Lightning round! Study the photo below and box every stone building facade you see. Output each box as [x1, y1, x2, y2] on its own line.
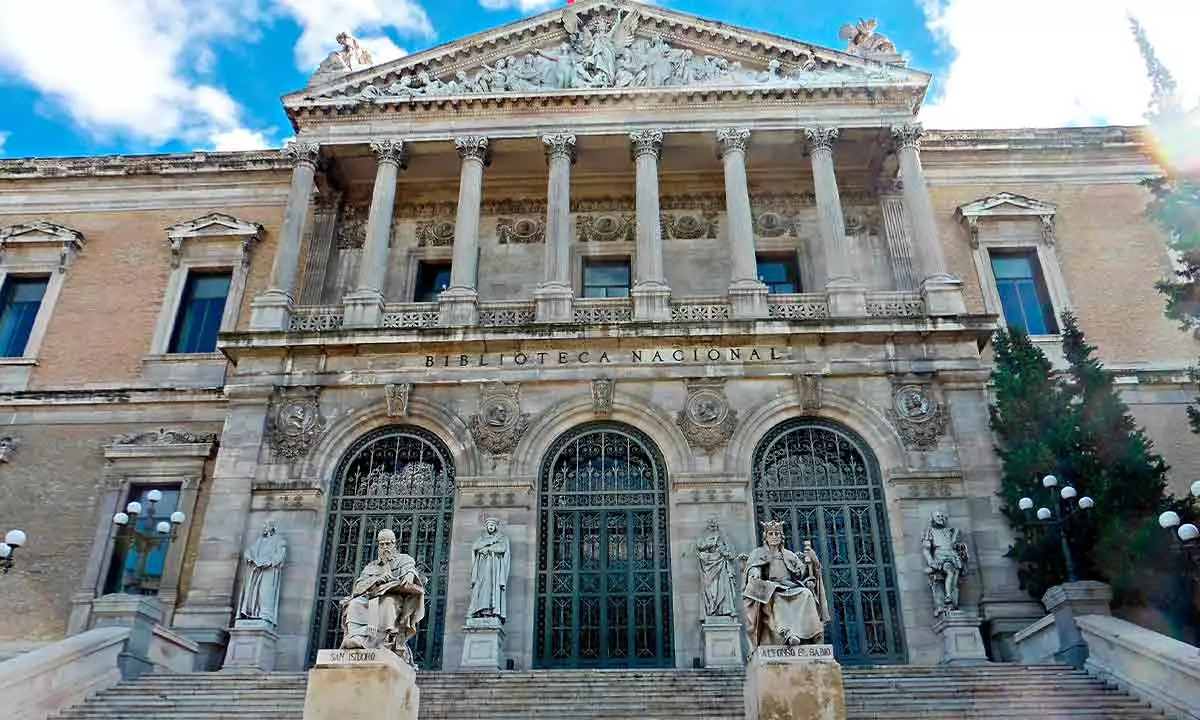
[0, 0, 1194, 673]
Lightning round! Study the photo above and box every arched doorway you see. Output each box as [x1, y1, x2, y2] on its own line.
[534, 422, 674, 668]
[308, 425, 455, 669]
[752, 418, 906, 664]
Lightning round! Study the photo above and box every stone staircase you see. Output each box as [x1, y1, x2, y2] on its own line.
[53, 663, 1166, 719]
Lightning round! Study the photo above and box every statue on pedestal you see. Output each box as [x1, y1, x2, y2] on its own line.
[695, 518, 738, 617]
[741, 521, 829, 650]
[237, 520, 287, 626]
[921, 510, 968, 617]
[466, 518, 510, 622]
[340, 529, 426, 664]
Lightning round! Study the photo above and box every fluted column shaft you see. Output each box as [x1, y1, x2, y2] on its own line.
[448, 136, 489, 291]
[269, 142, 320, 296]
[355, 139, 406, 294]
[717, 129, 758, 283]
[892, 124, 949, 280]
[631, 130, 667, 287]
[805, 127, 855, 285]
[542, 134, 576, 287]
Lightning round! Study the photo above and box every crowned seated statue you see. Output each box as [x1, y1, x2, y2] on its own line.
[340, 529, 426, 664]
[742, 521, 830, 650]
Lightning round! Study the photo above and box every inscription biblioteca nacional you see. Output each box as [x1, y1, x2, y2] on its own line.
[425, 346, 788, 368]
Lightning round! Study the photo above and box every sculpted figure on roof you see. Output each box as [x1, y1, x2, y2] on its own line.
[317, 32, 375, 75]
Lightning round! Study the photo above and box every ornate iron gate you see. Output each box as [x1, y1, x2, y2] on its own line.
[308, 425, 455, 668]
[752, 419, 906, 664]
[534, 422, 674, 668]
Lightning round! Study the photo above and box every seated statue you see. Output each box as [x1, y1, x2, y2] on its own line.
[742, 521, 830, 650]
[340, 529, 426, 664]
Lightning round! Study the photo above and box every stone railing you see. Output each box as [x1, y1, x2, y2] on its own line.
[865, 291, 926, 318]
[669, 297, 731, 322]
[478, 300, 536, 327]
[767, 293, 830, 320]
[289, 304, 344, 331]
[0, 626, 129, 720]
[573, 297, 634, 324]
[381, 303, 440, 329]
[1078, 615, 1200, 720]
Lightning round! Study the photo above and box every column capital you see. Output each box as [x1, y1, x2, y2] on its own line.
[891, 123, 925, 151]
[541, 133, 577, 164]
[716, 128, 751, 158]
[369, 138, 408, 169]
[630, 130, 664, 160]
[282, 141, 320, 168]
[454, 136, 490, 164]
[803, 127, 840, 153]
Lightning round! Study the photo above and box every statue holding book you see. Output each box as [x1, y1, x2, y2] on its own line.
[741, 521, 830, 650]
[340, 528, 426, 664]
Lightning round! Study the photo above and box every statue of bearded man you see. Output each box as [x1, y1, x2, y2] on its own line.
[741, 521, 829, 650]
[340, 529, 426, 663]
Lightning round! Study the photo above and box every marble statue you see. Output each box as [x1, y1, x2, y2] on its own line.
[340, 529, 426, 663]
[695, 518, 739, 617]
[466, 518, 511, 621]
[741, 521, 830, 650]
[237, 520, 287, 626]
[838, 18, 897, 57]
[317, 32, 374, 74]
[921, 510, 968, 617]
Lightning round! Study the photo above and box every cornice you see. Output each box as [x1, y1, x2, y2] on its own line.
[0, 150, 293, 181]
[922, 126, 1142, 151]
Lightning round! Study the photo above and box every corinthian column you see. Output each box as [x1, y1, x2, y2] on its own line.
[344, 138, 406, 328]
[439, 136, 489, 327]
[717, 128, 768, 319]
[535, 133, 576, 323]
[630, 130, 671, 322]
[805, 127, 865, 317]
[892, 123, 965, 316]
[250, 141, 319, 330]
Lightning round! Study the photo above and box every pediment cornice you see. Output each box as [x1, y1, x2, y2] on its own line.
[955, 192, 1058, 219]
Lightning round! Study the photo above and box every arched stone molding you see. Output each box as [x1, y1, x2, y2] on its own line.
[507, 388, 692, 480]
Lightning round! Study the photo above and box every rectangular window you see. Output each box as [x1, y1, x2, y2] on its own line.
[582, 258, 631, 299]
[0, 276, 49, 358]
[990, 251, 1057, 335]
[414, 262, 452, 303]
[103, 484, 182, 596]
[169, 271, 231, 354]
[756, 254, 801, 294]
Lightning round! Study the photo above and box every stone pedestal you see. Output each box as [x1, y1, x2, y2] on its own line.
[1043, 581, 1112, 669]
[920, 276, 967, 316]
[88, 594, 164, 679]
[632, 283, 671, 322]
[304, 648, 418, 720]
[460, 616, 505, 670]
[932, 610, 989, 665]
[342, 290, 385, 328]
[825, 281, 867, 318]
[438, 287, 479, 326]
[222, 619, 278, 672]
[744, 645, 846, 720]
[249, 290, 293, 331]
[533, 283, 574, 323]
[728, 281, 769, 320]
[700, 616, 744, 668]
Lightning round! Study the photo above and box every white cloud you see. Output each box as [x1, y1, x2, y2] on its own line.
[478, 0, 562, 12]
[274, 0, 433, 71]
[919, 0, 1200, 129]
[0, 131, 8, 156]
[356, 35, 409, 66]
[0, 0, 274, 151]
[210, 128, 275, 151]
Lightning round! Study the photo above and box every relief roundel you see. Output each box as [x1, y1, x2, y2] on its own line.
[893, 385, 934, 423]
[686, 388, 729, 426]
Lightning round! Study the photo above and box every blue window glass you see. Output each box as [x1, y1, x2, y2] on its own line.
[990, 252, 1057, 335]
[414, 262, 452, 303]
[103, 485, 182, 596]
[756, 255, 801, 293]
[0, 276, 49, 358]
[169, 272, 230, 353]
[582, 259, 631, 298]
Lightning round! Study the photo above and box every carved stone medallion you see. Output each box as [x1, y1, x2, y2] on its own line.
[468, 383, 531, 457]
[386, 383, 412, 417]
[663, 211, 718, 240]
[416, 219, 455, 247]
[886, 384, 948, 451]
[676, 379, 737, 453]
[592, 378, 614, 417]
[577, 213, 634, 242]
[497, 217, 545, 244]
[267, 390, 326, 462]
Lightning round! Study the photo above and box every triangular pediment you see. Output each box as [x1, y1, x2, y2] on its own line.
[0, 220, 85, 248]
[166, 213, 263, 240]
[288, 0, 928, 109]
[956, 193, 1057, 219]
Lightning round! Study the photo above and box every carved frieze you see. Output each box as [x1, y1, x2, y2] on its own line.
[844, 207, 881, 236]
[267, 390, 326, 462]
[468, 383, 531, 457]
[114, 427, 219, 446]
[386, 383, 411, 417]
[676, 379, 737, 453]
[885, 384, 949, 451]
[577, 214, 635, 243]
[592, 378, 614, 417]
[416, 220, 456, 247]
[663, 211, 718, 240]
[497, 217, 546, 244]
[336, 204, 367, 249]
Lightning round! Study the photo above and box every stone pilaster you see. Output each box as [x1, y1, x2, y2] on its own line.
[717, 128, 768, 319]
[892, 123, 966, 316]
[440, 136, 489, 327]
[630, 130, 671, 322]
[344, 139, 406, 328]
[250, 141, 319, 331]
[806, 127, 865, 317]
[534, 133, 576, 323]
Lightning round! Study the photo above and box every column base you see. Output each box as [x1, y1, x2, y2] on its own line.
[222, 619, 278, 673]
[932, 610, 990, 665]
[249, 290, 294, 331]
[533, 283, 574, 323]
[460, 616, 505, 670]
[728, 280, 769, 320]
[342, 289, 385, 329]
[438, 287, 478, 327]
[744, 645, 845, 720]
[701, 616, 744, 668]
[825, 280, 867, 318]
[632, 282, 671, 322]
[921, 274, 967, 316]
[304, 649, 418, 720]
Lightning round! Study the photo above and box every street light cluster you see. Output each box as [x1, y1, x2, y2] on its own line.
[0, 528, 28, 574]
[1016, 474, 1093, 583]
[1018, 474, 1095, 518]
[1156, 479, 1200, 543]
[111, 488, 186, 536]
[110, 489, 187, 592]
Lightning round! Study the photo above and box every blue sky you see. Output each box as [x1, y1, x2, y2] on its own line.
[0, 0, 1192, 159]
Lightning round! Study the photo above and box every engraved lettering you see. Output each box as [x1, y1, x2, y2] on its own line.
[515, 352, 528, 365]
[578, 351, 590, 363]
[672, 349, 685, 361]
[632, 350, 643, 363]
[729, 348, 741, 360]
[559, 352, 569, 364]
[750, 349, 762, 360]
[425, 356, 435, 367]
[652, 351, 663, 362]
[707, 348, 721, 361]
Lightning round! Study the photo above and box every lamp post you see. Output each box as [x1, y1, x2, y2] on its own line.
[0, 528, 27, 575]
[1018, 474, 1095, 583]
[1157, 479, 1200, 570]
[110, 489, 186, 593]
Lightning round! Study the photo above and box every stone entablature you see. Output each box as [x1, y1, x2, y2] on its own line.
[0, 150, 294, 180]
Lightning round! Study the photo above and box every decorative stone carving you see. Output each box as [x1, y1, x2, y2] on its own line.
[0, 436, 16, 463]
[742, 521, 830, 650]
[369, 138, 408, 168]
[886, 384, 949, 450]
[0, 220, 86, 272]
[663, 211, 717, 240]
[267, 390, 326, 462]
[591, 377, 614, 417]
[454, 135, 490, 164]
[716, 128, 751, 156]
[630, 129, 664, 159]
[844, 208, 880, 236]
[795, 374, 823, 414]
[696, 518, 739, 617]
[577, 213, 635, 242]
[114, 427, 218, 446]
[237, 520, 287, 627]
[468, 383, 530, 457]
[315, 32, 374, 75]
[165, 213, 263, 268]
[385, 383, 411, 417]
[803, 127, 839, 152]
[416, 220, 455, 247]
[496, 217, 545, 244]
[541, 133, 577, 162]
[336, 203, 367, 249]
[340, 528, 426, 666]
[891, 123, 924, 152]
[839, 18, 898, 57]
[676, 379, 737, 453]
[467, 518, 510, 622]
[921, 510, 969, 618]
[282, 141, 320, 167]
